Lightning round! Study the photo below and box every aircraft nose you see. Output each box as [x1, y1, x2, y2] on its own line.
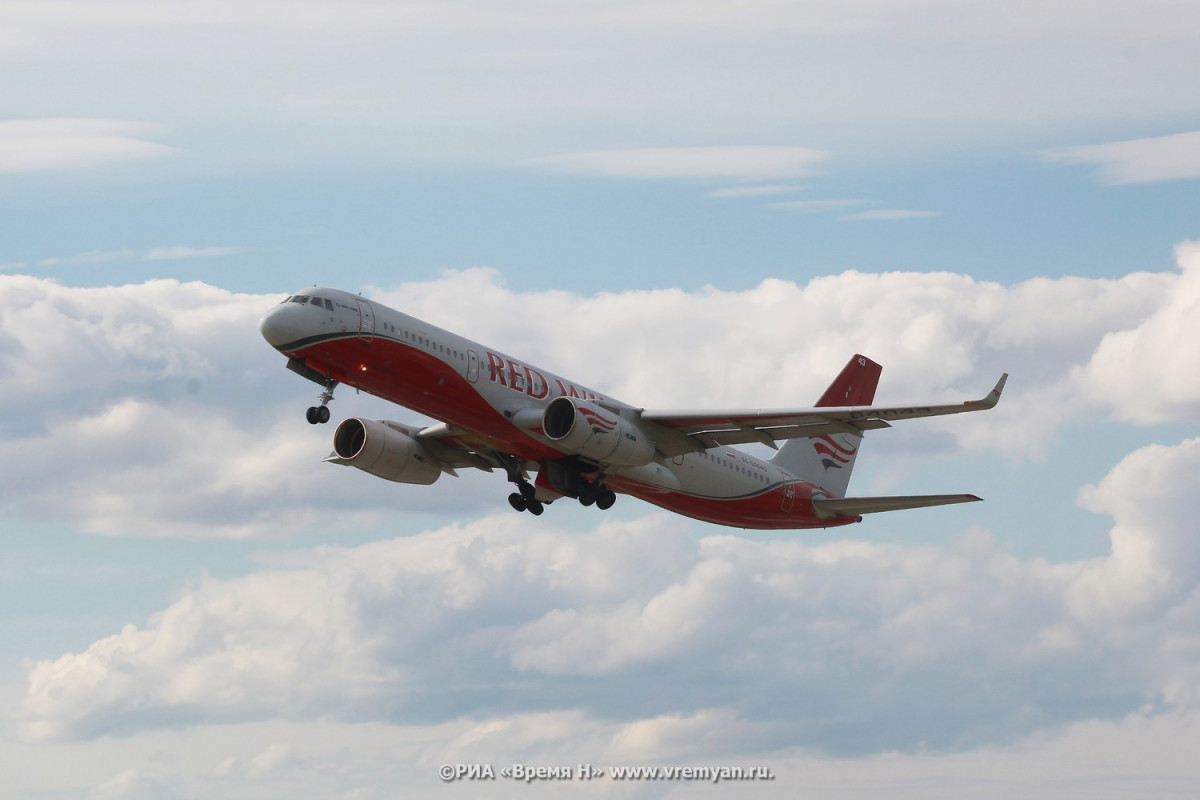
[259, 303, 304, 349]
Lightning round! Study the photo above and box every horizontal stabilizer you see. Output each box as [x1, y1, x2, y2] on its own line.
[812, 494, 982, 518]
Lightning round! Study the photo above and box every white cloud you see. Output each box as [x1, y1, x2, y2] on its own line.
[1, 397, 392, 539]
[707, 184, 804, 198]
[5, 710, 1200, 799]
[1043, 130, 1200, 184]
[3, 1, 1200, 170]
[35, 246, 243, 267]
[143, 246, 244, 261]
[0, 119, 174, 174]
[1079, 241, 1200, 423]
[769, 199, 867, 213]
[769, 203, 940, 221]
[0, 275, 487, 539]
[15, 435, 1200, 767]
[245, 742, 295, 779]
[374, 257, 1188, 458]
[521, 147, 828, 180]
[839, 209, 940, 221]
[1072, 437, 1200, 624]
[39, 250, 137, 267]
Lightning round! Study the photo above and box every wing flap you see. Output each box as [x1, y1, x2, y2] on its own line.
[812, 494, 982, 518]
[657, 418, 893, 453]
[392, 421, 499, 473]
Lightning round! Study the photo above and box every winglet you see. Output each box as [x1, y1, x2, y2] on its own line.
[966, 373, 1007, 409]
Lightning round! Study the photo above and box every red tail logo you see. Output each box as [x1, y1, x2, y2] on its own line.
[813, 434, 857, 470]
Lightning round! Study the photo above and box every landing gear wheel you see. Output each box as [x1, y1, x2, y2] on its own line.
[578, 483, 598, 507]
[304, 376, 338, 424]
[306, 405, 332, 424]
[498, 455, 546, 516]
[596, 489, 616, 510]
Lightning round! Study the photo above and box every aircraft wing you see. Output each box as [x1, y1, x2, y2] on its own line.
[412, 421, 531, 475]
[641, 373, 1007, 457]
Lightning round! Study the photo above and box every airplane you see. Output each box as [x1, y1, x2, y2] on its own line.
[259, 287, 1006, 530]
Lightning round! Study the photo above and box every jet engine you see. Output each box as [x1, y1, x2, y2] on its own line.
[541, 396, 656, 466]
[327, 418, 442, 484]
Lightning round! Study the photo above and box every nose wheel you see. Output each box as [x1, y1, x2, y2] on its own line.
[306, 377, 338, 424]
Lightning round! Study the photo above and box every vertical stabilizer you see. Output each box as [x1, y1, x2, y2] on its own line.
[770, 355, 881, 497]
[814, 354, 882, 407]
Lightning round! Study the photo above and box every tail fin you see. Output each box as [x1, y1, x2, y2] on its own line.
[770, 354, 881, 497]
[814, 354, 883, 407]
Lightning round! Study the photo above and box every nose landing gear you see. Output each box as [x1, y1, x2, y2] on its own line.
[306, 377, 338, 424]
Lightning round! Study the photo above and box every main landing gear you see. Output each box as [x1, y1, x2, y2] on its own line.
[501, 456, 617, 517]
[305, 377, 338, 424]
[499, 455, 545, 516]
[507, 480, 614, 516]
[546, 456, 616, 511]
[577, 481, 617, 510]
[507, 481, 544, 516]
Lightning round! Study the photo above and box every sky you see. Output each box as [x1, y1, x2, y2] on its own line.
[2, 1, 1200, 797]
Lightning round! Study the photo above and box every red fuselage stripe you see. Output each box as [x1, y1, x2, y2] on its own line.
[283, 331, 855, 529]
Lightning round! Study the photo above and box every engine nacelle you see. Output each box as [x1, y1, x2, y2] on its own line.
[327, 418, 442, 484]
[541, 396, 656, 466]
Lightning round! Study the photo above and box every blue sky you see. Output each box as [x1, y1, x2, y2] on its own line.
[4, 2, 1200, 797]
[6, 152, 1199, 294]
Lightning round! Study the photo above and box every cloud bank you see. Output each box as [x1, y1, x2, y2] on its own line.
[1044, 130, 1200, 184]
[5, 247, 1200, 797]
[3, 244, 1199, 539]
[10, 1, 1200, 169]
[0, 119, 174, 173]
[19, 435, 1200, 761]
[521, 147, 828, 180]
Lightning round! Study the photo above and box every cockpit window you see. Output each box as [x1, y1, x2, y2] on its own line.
[282, 294, 333, 308]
